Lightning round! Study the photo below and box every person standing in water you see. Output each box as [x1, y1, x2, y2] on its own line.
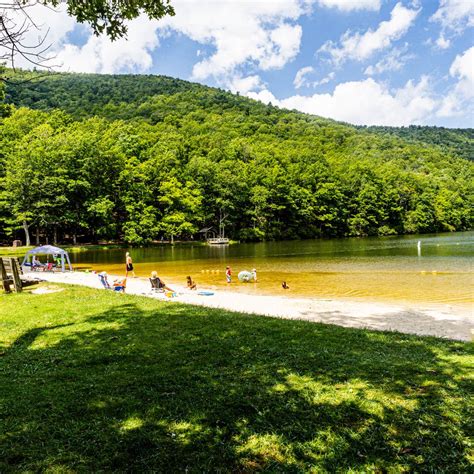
[125, 252, 136, 278]
[226, 266, 232, 284]
[251, 268, 257, 282]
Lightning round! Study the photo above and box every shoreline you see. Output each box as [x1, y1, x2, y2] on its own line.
[29, 271, 474, 342]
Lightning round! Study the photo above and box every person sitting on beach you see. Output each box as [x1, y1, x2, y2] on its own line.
[150, 271, 174, 293]
[113, 277, 127, 293]
[98, 271, 111, 289]
[187, 275, 197, 290]
[282, 281, 289, 290]
[32, 255, 44, 270]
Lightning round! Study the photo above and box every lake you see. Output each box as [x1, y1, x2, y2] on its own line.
[69, 231, 474, 307]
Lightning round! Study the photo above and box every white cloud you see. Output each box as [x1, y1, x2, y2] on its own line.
[3, 3, 159, 73]
[55, 15, 160, 73]
[4, 0, 392, 79]
[228, 75, 265, 94]
[450, 46, 474, 89]
[319, 2, 420, 65]
[317, 0, 380, 11]
[294, 67, 335, 89]
[247, 88, 279, 106]
[439, 46, 474, 116]
[6, 0, 308, 77]
[294, 66, 315, 88]
[158, 0, 305, 82]
[248, 77, 438, 126]
[431, 0, 474, 32]
[3, 3, 76, 68]
[435, 34, 451, 49]
[315, 71, 335, 86]
[364, 45, 414, 75]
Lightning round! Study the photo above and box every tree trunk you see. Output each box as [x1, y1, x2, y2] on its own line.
[22, 221, 30, 247]
[53, 225, 58, 245]
[36, 227, 40, 245]
[171, 234, 174, 245]
[74, 203, 79, 246]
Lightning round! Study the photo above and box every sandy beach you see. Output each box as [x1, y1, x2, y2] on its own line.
[30, 271, 473, 342]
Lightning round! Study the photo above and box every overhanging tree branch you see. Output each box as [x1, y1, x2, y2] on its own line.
[0, 0, 175, 73]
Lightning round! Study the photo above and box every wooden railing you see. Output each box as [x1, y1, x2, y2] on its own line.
[0, 257, 21, 293]
[0, 257, 38, 293]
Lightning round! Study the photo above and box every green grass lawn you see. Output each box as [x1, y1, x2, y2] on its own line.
[0, 246, 34, 257]
[0, 244, 123, 258]
[0, 242, 209, 258]
[0, 284, 472, 472]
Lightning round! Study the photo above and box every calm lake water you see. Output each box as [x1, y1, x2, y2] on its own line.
[70, 232, 474, 306]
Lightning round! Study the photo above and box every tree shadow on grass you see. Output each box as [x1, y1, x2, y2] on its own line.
[0, 300, 472, 472]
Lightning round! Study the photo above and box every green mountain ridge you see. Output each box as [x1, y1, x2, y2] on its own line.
[5, 70, 473, 160]
[0, 70, 472, 245]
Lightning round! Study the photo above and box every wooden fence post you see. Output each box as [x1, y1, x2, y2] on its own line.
[9, 258, 22, 293]
[0, 259, 12, 293]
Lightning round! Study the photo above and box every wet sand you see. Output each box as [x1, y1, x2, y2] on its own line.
[29, 271, 474, 342]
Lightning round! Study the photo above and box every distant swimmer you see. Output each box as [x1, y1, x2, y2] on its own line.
[282, 281, 289, 290]
[226, 265, 232, 283]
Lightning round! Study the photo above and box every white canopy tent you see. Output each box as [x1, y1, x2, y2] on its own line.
[22, 245, 72, 272]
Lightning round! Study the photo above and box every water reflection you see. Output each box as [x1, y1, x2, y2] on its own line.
[70, 232, 474, 306]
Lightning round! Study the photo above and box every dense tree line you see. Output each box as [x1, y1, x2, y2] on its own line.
[360, 125, 473, 161]
[4, 72, 199, 120]
[6, 70, 474, 160]
[0, 71, 472, 245]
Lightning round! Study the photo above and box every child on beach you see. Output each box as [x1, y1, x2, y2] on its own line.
[187, 276, 197, 290]
[251, 268, 257, 282]
[226, 266, 232, 283]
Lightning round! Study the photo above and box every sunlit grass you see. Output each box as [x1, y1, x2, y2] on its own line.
[0, 284, 472, 471]
[0, 246, 34, 256]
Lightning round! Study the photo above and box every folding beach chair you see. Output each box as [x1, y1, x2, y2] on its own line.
[113, 278, 127, 293]
[98, 273, 111, 289]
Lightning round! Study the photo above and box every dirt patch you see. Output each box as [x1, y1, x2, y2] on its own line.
[31, 286, 65, 295]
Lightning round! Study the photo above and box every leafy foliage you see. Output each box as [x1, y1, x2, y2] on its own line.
[54, 0, 175, 40]
[360, 125, 474, 161]
[0, 70, 472, 244]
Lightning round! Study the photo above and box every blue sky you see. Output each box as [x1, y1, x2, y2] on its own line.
[12, 0, 474, 127]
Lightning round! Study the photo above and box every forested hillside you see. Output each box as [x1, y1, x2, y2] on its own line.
[361, 125, 473, 161]
[6, 70, 473, 160]
[0, 70, 472, 245]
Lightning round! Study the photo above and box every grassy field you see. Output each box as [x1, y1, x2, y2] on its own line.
[0, 241, 212, 258]
[0, 284, 472, 472]
[0, 246, 34, 256]
[0, 245, 124, 257]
